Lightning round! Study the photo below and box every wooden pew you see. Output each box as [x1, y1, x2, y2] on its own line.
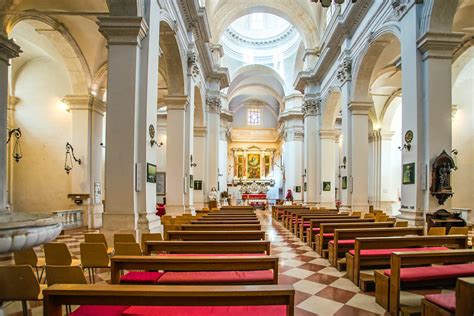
[180, 224, 262, 231]
[144, 240, 271, 256]
[281, 209, 310, 228]
[110, 255, 279, 285]
[421, 277, 474, 316]
[218, 208, 255, 214]
[297, 214, 358, 240]
[43, 284, 296, 316]
[349, 235, 468, 287]
[329, 226, 423, 268]
[192, 219, 261, 224]
[316, 222, 395, 257]
[167, 230, 266, 241]
[373, 249, 474, 315]
[288, 211, 342, 233]
[203, 214, 257, 219]
[272, 205, 306, 220]
[307, 218, 375, 248]
[221, 206, 254, 210]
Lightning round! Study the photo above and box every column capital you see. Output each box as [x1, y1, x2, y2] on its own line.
[8, 95, 20, 111]
[380, 130, 395, 140]
[336, 57, 352, 84]
[284, 126, 304, 141]
[302, 96, 321, 117]
[97, 16, 148, 46]
[206, 95, 222, 114]
[319, 129, 339, 140]
[63, 95, 91, 110]
[0, 34, 21, 64]
[220, 109, 233, 122]
[164, 95, 189, 111]
[417, 32, 464, 60]
[348, 101, 372, 115]
[194, 126, 207, 137]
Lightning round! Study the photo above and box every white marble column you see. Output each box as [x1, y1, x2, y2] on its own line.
[302, 96, 321, 204]
[66, 95, 105, 228]
[320, 129, 338, 207]
[193, 127, 207, 209]
[380, 131, 396, 210]
[399, 3, 463, 224]
[368, 131, 381, 209]
[348, 102, 371, 211]
[165, 95, 189, 216]
[184, 56, 196, 212]
[219, 111, 232, 195]
[98, 15, 151, 236]
[206, 94, 221, 203]
[281, 117, 304, 203]
[0, 35, 21, 211]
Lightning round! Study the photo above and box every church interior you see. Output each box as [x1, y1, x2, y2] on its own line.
[0, 0, 473, 315]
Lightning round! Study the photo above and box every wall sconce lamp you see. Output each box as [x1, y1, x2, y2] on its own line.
[149, 124, 164, 147]
[451, 149, 458, 170]
[339, 156, 347, 169]
[190, 155, 197, 168]
[64, 142, 81, 175]
[399, 130, 413, 152]
[302, 169, 307, 179]
[6, 127, 22, 162]
[100, 142, 106, 148]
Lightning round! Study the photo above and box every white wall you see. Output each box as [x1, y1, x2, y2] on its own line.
[451, 54, 474, 212]
[12, 57, 73, 213]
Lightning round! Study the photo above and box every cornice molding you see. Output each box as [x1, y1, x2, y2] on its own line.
[0, 34, 21, 64]
[417, 32, 464, 60]
[97, 16, 148, 46]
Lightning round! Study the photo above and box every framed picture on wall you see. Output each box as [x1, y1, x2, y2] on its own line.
[295, 186, 301, 193]
[342, 176, 347, 189]
[402, 163, 415, 184]
[147, 163, 157, 183]
[194, 180, 203, 190]
[156, 172, 166, 195]
[304, 182, 307, 192]
[323, 181, 331, 191]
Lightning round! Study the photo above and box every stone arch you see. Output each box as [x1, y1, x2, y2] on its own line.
[351, 31, 401, 103]
[420, 0, 459, 34]
[321, 87, 341, 130]
[230, 64, 287, 95]
[107, 0, 144, 17]
[159, 20, 186, 96]
[210, 0, 321, 49]
[6, 15, 90, 95]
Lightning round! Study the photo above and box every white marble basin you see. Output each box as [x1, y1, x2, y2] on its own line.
[0, 212, 63, 254]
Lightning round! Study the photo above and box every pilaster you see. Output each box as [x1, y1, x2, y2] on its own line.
[302, 96, 321, 204]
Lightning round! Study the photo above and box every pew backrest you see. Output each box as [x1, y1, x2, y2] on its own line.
[180, 224, 261, 231]
[167, 230, 266, 241]
[144, 240, 271, 256]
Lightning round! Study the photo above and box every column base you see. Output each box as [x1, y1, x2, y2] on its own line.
[397, 208, 425, 226]
[87, 204, 104, 229]
[351, 204, 370, 212]
[101, 212, 137, 244]
[166, 204, 185, 216]
[320, 201, 336, 208]
[137, 212, 162, 234]
[185, 206, 195, 214]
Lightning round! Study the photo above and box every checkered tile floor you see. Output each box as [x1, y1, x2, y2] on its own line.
[1, 211, 472, 315]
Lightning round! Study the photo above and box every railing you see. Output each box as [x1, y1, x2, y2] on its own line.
[52, 209, 84, 229]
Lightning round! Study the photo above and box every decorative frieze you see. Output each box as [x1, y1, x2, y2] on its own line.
[187, 52, 200, 79]
[302, 98, 321, 117]
[336, 58, 352, 84]
[206, 96, 221, 114]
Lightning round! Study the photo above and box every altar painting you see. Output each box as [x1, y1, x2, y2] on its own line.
[247, 153, 261, 179]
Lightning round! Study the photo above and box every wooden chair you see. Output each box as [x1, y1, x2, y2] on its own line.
[428, 227, 446, 235]
[45, 265, 87, 286]
[350, 211, 361, 218]
[375, 215, 389, 222]
[448, 226, 469, 235]
[114, 242, 143, 256]
[84, 233, 114, 255]
[395, 221, 408, 227]
[80, 243, 110, 283]
[14, 248, 45, 282]
[140, 233, 163, 251]
[44, 243, 81, 266]
[0, 265, 45, 316]
[114, 233, 136, 247]
[364, 213, 375, 219]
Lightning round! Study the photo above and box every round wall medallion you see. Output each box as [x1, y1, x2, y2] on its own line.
[405, 130, 413, 143]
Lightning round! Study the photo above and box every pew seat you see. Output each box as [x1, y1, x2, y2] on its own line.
[348, 246, 449, 257]
[424, 294, 455, 313]
[329, 239, 355, 245]
[120, 272, 164, 284]
[70, 305, 129, 316]
[121, 305, 288, 316]
[382, 263, 474, 282]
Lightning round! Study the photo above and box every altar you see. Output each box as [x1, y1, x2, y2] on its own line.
[242, 193, 267, 208]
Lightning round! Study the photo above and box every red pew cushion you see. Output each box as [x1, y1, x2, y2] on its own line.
[123, 305, 287, 316]
[328, 239, 355, 245]
[349, 247, 449, 257]
[156, 270, 273, 284]
[156, 253, 266, 257]
[383, 263, 474, 282]
[70, 306, 130, 316]
[322, 233, 334, 238]
[120, 272, 164, 284]
[425, 294, 456, 313]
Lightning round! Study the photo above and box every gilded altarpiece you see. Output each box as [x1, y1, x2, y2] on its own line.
[232, 147, 275, 181]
